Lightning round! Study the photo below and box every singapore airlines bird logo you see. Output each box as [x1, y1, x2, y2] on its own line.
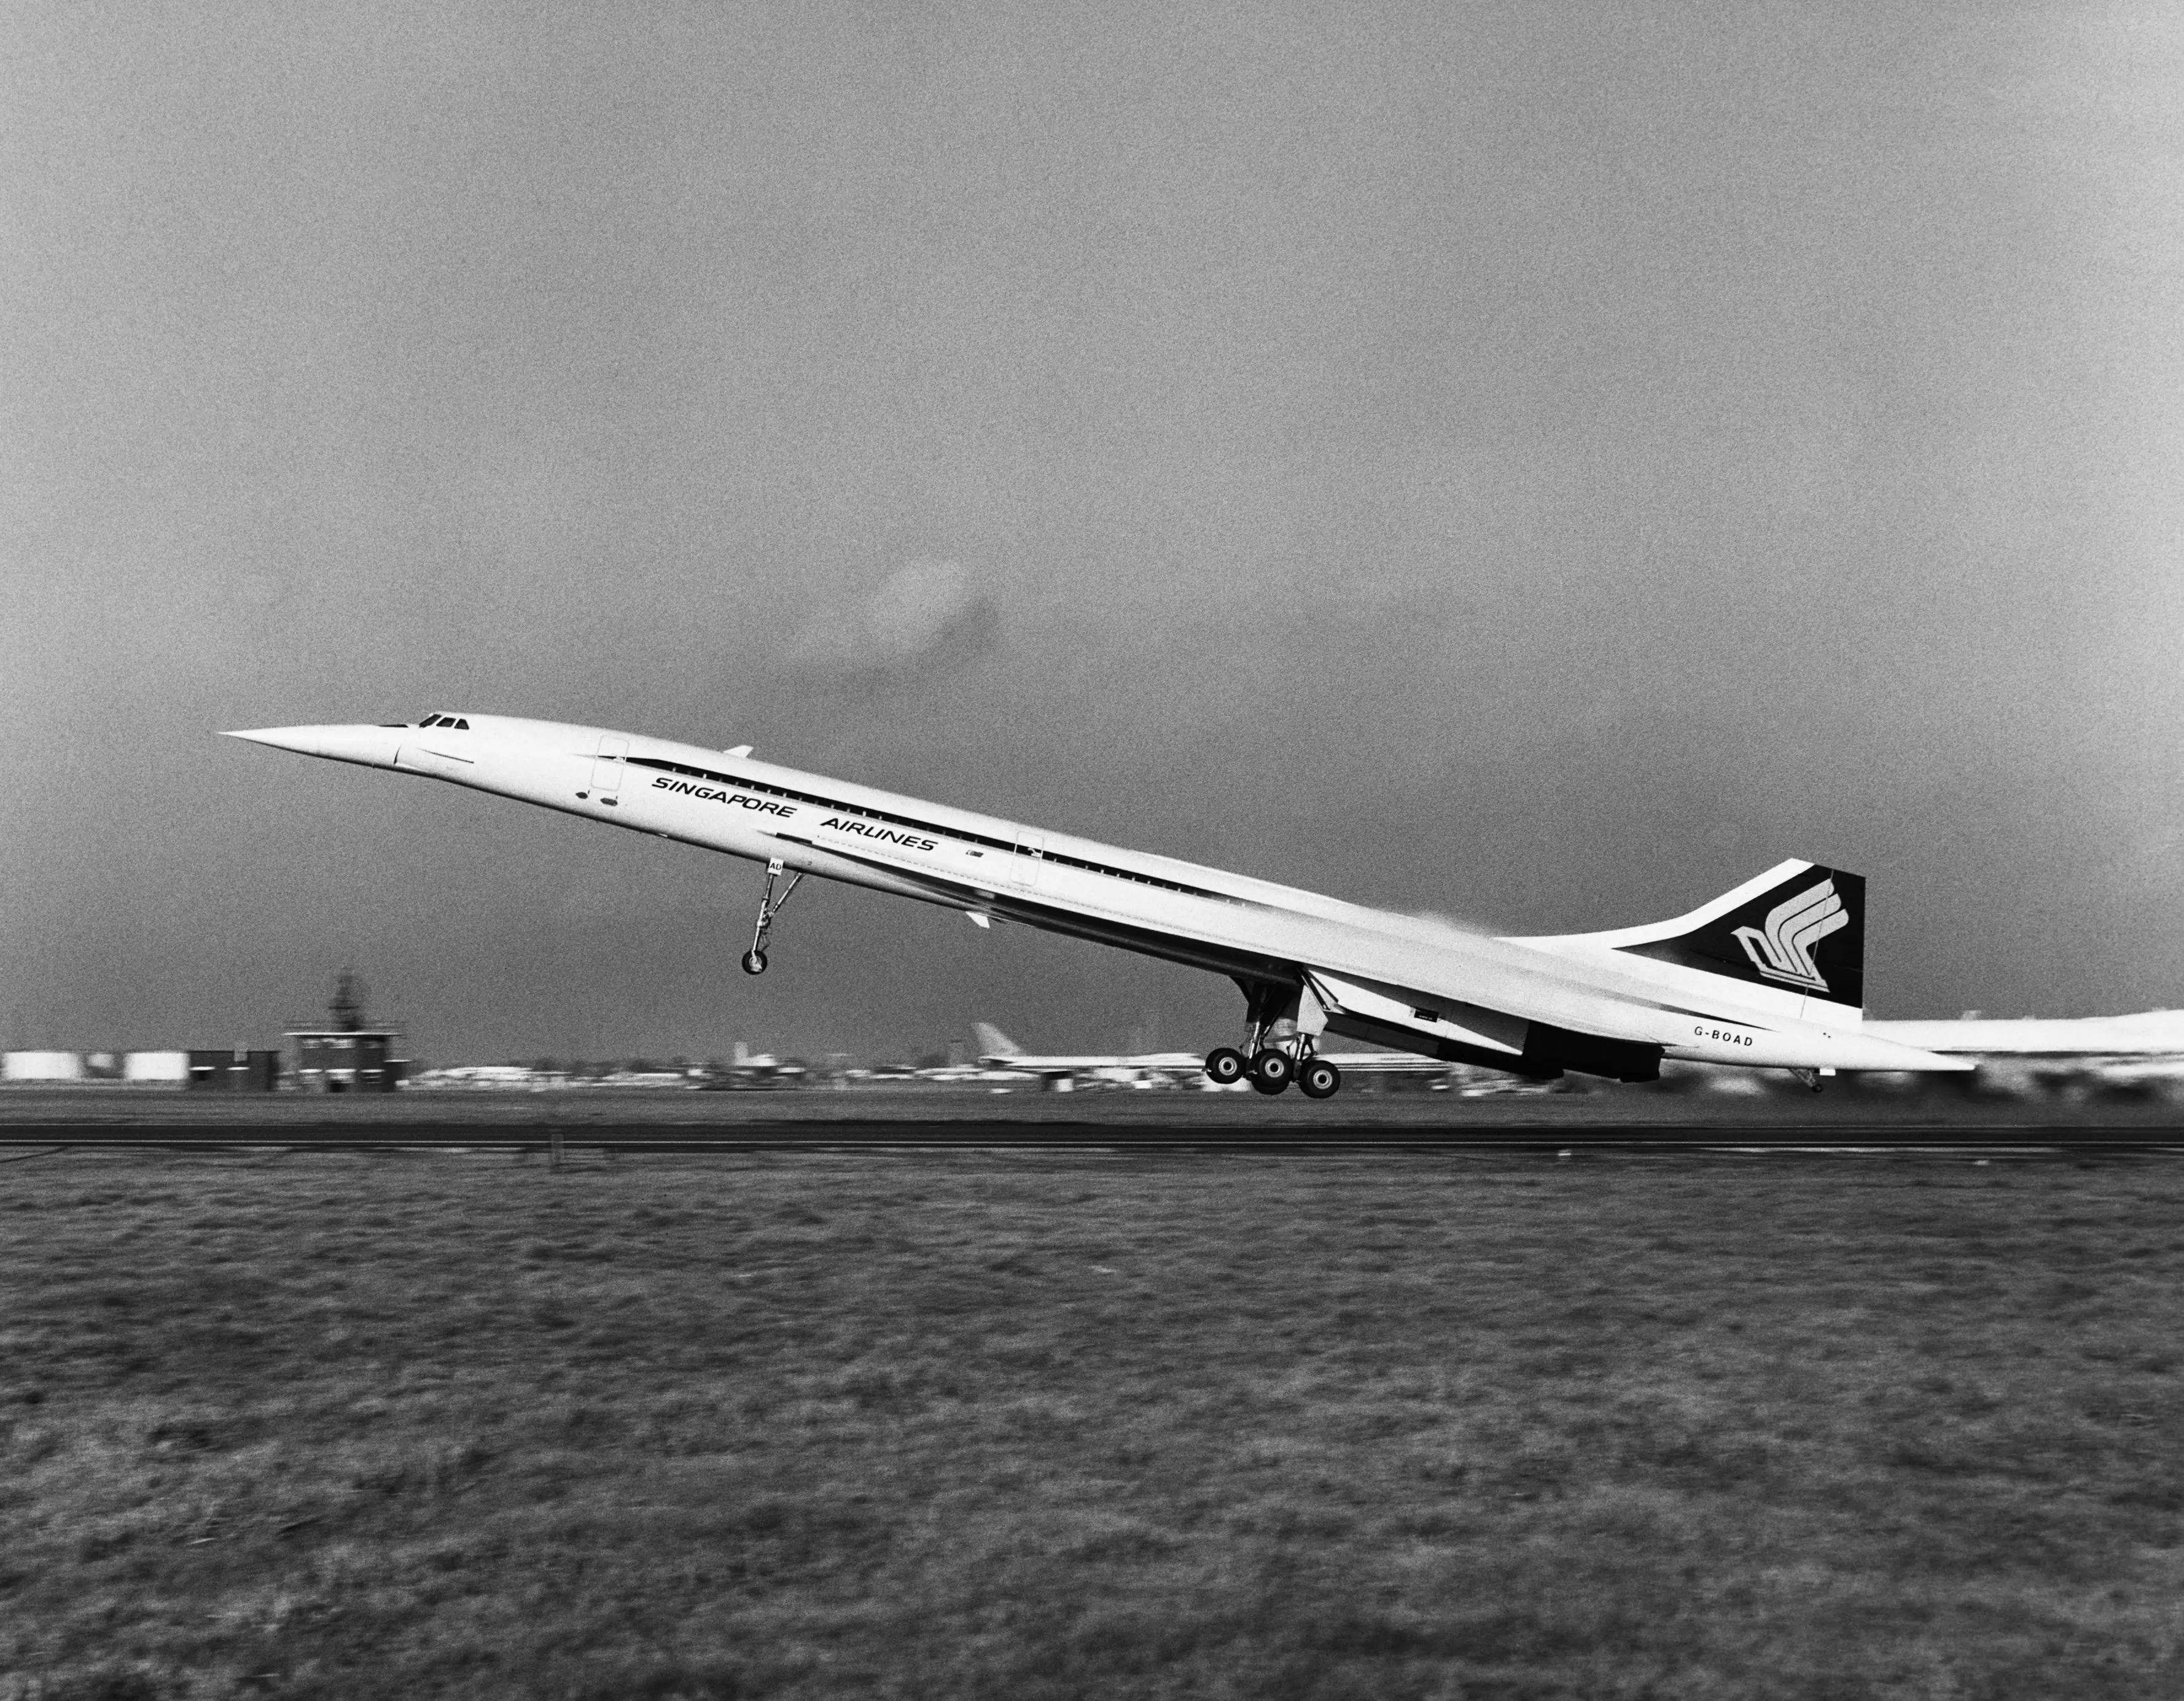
[1733, 881, 1847, 992]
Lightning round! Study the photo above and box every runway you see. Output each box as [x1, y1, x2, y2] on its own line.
[3, 1085, 2180, 1151]
[1, 1126, 2177, 1154]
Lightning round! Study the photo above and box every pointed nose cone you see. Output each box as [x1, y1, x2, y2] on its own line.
[221, 725, 400, 768]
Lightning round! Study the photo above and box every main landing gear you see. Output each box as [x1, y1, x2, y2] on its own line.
[1204, 1046, 1303, 1093]
[1201, 1044, 1341, 1098]
[1203, 986, 1344, 1099]
[741, 857, 803, 976]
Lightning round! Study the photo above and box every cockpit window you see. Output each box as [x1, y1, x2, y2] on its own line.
[453, 718, 470, 730]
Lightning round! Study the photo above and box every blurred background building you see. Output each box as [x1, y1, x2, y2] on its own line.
[284, 970, 407, 1093]
[185, 1048, 283, 1091]
[2, 1051, 87, 1083]
[3, 1049, 192, 1083]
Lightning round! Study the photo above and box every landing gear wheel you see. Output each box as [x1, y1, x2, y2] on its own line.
[1204, 1046, 1247, 1085]
[1297, 1057, 1342, 1100]
[740, 950, 769, 976]
[1249, 1048, 1293, 1095]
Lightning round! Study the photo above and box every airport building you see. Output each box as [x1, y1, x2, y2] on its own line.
[3, 1051, 86, 1083]
[1, 975, 412, 1094]
[286, 1029, 404, 1092]
[284, 971, 408, 1093]
[2, 1050, 196, 1084]
[186, 1049, 283, 1092]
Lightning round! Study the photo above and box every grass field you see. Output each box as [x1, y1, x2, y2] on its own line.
[3, 1149, 2180, 1699]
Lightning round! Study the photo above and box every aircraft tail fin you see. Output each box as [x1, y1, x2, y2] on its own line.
[972, 1022, 1023, 1058]
[1515, 859, 1867, 1013]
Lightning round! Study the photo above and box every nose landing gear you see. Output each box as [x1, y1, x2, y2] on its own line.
[741, 857, 803, 977]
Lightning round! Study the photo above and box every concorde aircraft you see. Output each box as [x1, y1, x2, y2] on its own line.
[224, 713, 1972, 1099]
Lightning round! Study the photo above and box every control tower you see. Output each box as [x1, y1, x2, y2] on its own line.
[286, 970, 408, 1093]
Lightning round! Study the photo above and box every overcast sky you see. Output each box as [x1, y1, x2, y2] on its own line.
[6, 2, 2181, 1062]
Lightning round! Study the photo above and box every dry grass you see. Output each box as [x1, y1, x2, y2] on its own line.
[2, 1150, 2180, 1699]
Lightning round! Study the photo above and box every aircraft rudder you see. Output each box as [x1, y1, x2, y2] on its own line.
[972, 1021, 1022, 1057]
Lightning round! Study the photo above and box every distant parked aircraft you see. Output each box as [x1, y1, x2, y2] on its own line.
[225, 713, 1970, 1099]
[969, 1023, 1206, 1081]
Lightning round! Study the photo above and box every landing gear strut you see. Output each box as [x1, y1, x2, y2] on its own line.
[741, 857, 803, 976]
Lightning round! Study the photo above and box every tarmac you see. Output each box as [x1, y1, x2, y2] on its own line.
[2, 1084, 2180, 1153]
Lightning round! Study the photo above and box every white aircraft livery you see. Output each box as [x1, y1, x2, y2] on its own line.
[225, 714, 1972, 1099]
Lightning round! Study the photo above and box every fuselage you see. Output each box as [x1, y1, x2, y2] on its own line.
[225, 714, 1969, 1080]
